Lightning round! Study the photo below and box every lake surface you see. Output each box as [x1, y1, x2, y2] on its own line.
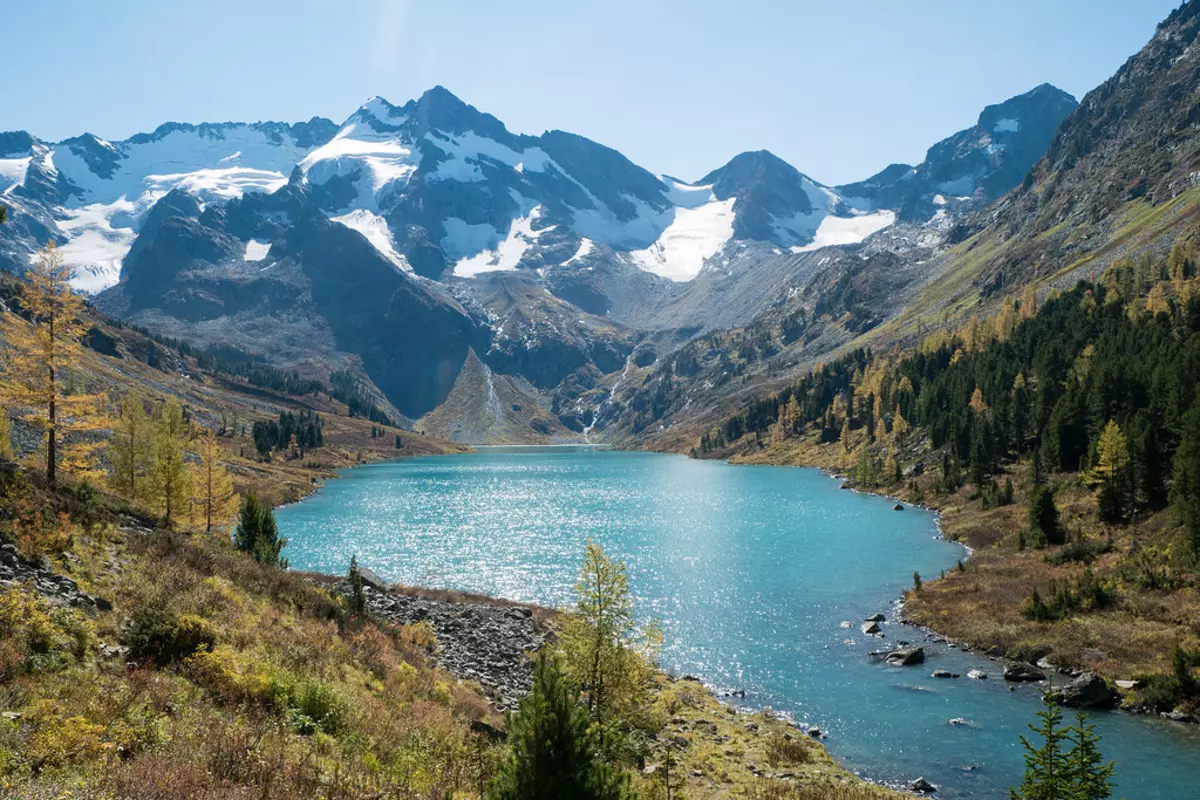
[277, 447, 1200, 798]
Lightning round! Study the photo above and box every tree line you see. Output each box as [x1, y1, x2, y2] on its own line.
[703, 241, 1200, 560]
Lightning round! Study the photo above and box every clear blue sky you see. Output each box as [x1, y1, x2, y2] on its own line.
[1, 0, 1182, 185]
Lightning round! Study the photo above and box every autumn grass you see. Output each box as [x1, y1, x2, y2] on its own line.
[636, 675, 903, 800]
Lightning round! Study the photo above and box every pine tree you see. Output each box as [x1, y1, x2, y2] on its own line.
[234, 491, 288, 568]
[0, 241, 106, 484]
[1064, 713, 1115, 799]
[1010, 693, 1069, 800]
[489, 652, 630, 800]
[194, 429, 239, 532]
[1090, 420, 1130, 523]
[1172, 402, 1200, 562]
[1028, 486, 1062, 546]
[150, 399, 192, 528]
[347, 554, 366, 616]
[108, 394, 152, 501]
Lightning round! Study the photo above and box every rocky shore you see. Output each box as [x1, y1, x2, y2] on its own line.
[332, 570, 548, 710]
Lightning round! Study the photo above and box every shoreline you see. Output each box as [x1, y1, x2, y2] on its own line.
[718, 442, 1200, 728]
[276, 448, 912, 798]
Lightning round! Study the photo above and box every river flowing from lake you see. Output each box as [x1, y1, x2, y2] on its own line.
[276, 447, 1200, 798]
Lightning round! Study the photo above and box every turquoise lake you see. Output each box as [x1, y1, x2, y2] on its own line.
[276, 447, 1200, 798]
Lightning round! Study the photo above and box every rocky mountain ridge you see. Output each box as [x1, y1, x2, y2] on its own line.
[1, 79, 1086, 443]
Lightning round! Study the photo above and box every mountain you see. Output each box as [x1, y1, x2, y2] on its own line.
[611, 1, 1200, 449]
[836, 83, 1078, 222]
[1, 82, 1076, 442]
[0, 119, 339, 291]
[958, 1, 1200, 295]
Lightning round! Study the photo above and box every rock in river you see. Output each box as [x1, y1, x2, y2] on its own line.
[1003, 662, 1046, 682]
[932, 670, 960, 679]
[885, 646, 925, 666]
[968, 669, 988, 680]
[865, 612, 886, 622]
[861, 621, 882, 635]
[1046, 671, 1120, 709]
[910, 777, 937, 793]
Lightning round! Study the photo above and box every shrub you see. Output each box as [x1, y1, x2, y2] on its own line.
[1047, 539, 1114, 566]
[1020, 569, 1114, 622]
[126, 607, 217, 666]
[765, 732, 814, 767]
[0, 587, 92, 679]
[292, 679, 348, 735]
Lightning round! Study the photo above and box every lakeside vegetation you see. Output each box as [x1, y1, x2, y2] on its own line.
[0, 240, 911, 798]
[705, 231, 1200, 721]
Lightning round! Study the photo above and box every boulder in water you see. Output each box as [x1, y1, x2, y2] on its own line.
[861, 621, 882, 635]
[1003, 662, 1046, 682]
[910, 777, 937, 793]
[885, 646, 925, 666]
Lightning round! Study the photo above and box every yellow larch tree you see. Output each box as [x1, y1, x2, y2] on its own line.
[1019, 284, 1038, 320]
[892, 405, 910, 445]
[193, 429, 239, 533]
[150, 399, 193, 528]
[0, 241, 106, 484]
[108, 393, 152, 502]
[969, 387, 989, 415]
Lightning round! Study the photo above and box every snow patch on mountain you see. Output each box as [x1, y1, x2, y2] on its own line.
[0, 157, 32, 194]
[791, 210, 897, 253]
[145, 167, 288, 200]
[993, 117, 1021, 133]
[427, 132, 552, 182]
[452, 206, 553, 278]
[629, 194, 735, 282]
[299, 124, 418, 208]
[564, 238, 595, 265]
[332, 209, 410, 271]
[51, 199, 138, 293]
[243, 240, 271, 262]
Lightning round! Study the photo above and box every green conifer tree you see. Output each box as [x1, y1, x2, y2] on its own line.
[347, 553, 366, 616]
[489, 652, 630, 800]
[234, 491, 288, 568]
[1171, 402, 1200, 562]
[1010, 693, 1069, 800]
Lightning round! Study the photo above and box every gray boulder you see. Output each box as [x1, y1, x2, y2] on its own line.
[861, 621, 882, 635]
[885, 646, 925, 666]
[910, 777, 937, 793]
[356, 566, 391, 592]
[1004, 662, 1046, 682]
[1047, 672, 1119, 709]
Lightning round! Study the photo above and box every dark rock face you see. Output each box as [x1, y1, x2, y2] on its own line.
[1003, 662, 1047, 682]
[836, 83, 1078, 221]
[0, 542, 108, 610]
[1047, 671, 1120, 709]
[968, 2, 1200, 293]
